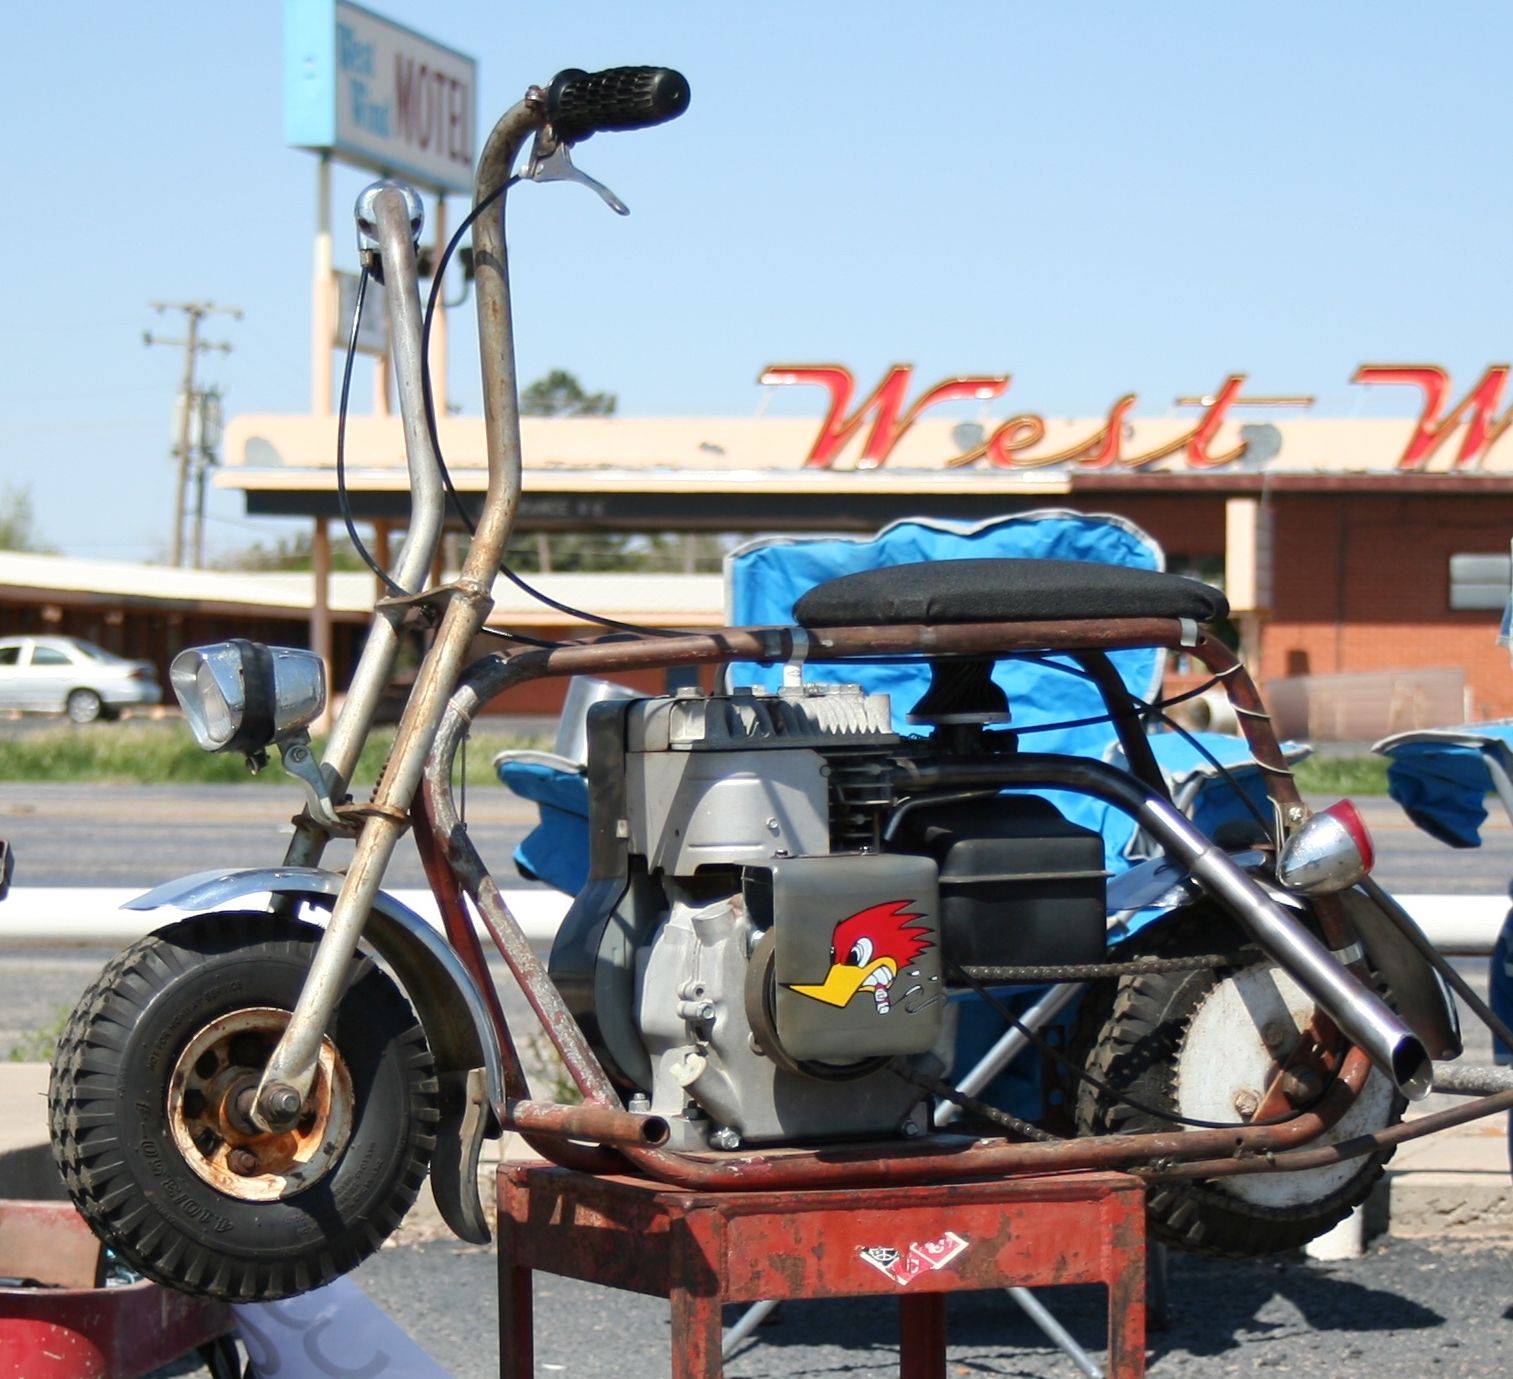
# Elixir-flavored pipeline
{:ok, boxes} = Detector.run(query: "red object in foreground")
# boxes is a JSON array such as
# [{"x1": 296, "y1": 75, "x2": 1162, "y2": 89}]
[
  {"x1": 0, "y1": 1201, "x2": 233, "y2": 1379},
  {"x1": 1323, "y1": 799, "x2": 1376, "y2": 874},
  {"x1": 498, "y1": 1164, "x2": 1148, "y2": 1379}
]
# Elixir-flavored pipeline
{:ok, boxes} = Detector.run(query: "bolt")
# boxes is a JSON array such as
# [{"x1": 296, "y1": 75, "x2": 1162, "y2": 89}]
[
  {"x1": 710, "y1": 1125, "x2": 742, "y2": 1151},
  {"x1": 1232, "y1": 1088, "x2": 1260, "y2": 1120},
  {"x1": 227, "y1": 1148, "x2": 259, "y2": 1177},
  {"x1": 900, "y1": 1118, "x2": 925, "y2": 1138},
  {"x1": 262, "y1": 1084, "x2": 304, "y2": 1126},
  {"x1": 1282, "y1": 1068, "x2": 1324, "y2": 1103},
  {"x1": 627, "y1": 1092, "x2": 651, "y2": 1114},
  {"x1": 1261, "y1": 1021, "x2": 1293, "y2": 1052}
]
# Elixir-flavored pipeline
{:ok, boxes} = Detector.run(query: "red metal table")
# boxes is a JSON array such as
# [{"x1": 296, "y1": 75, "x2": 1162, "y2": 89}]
[
  {"x1": 0, "y1": 1200, "x2": 234, "y2": 1379},
  {"x1": 498, "y1": 1164, "x2": 1147, "y2": 1379}
]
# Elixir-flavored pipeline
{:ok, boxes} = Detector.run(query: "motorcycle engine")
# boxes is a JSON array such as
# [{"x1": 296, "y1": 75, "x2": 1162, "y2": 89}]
[{"x1": 548, "y1": 682, "x2": 1108, "y2": 1151}]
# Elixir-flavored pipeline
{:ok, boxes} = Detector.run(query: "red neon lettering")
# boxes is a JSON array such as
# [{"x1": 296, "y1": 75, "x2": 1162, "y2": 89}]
[
  {"x1": 1352, "y1": 364, "x2": 1513, "y2": 470},
  {"x1": 1184, "y1": 374, "x2": 1248, "y2": 469},
  {"x1": 946, "y1": 393, "x2": 1140, "y2": 470},
  {"x1": 985, "y1": 416, "x2": 1046, "y2": 467},
  {"x1": 1076, "y1": 394, "x2": 1138, "y2": 469},
  {"x1": 760, "y1": 365, "x2": 1009, "y2": 469}
]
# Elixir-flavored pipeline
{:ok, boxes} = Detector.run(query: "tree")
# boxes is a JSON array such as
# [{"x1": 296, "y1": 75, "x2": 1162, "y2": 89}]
[
  {"x1": 520, "y1": 369, "x2": 617, "y2": 417},
  {"x1": 211, "y1": 528, "x2": 368, "y2": 573},
  {"x1": 0, "y1": 485, "x2": 55, "y2": 553}
]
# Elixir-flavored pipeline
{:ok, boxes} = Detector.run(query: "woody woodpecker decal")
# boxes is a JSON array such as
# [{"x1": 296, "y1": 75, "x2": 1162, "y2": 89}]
[{"x1": 787, "y1": 900, "x2": 935, "y2": 1015}]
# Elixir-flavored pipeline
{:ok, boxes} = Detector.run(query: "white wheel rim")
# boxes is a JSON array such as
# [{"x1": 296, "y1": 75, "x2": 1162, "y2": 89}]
[{"x1": 1174, "y1": 964, "x2": 1395, "y2": 1208}]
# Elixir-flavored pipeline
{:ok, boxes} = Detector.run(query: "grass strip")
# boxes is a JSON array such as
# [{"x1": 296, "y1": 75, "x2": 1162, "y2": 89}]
[{"x1": 0, "y1": 722, "x2": 551, "y2": 787}]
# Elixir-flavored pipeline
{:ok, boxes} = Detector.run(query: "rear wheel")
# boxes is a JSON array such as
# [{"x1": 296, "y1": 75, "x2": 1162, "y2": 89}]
[
  {"x1": 65, "y1": 689, "x2": 102, "y2": 724},
  {"x1": 1074, "y1": 909, "x2": 1402, "y2": 1256},
  {"x1": 49, "y1": 912, "x2": 439, "y2": 1301}
]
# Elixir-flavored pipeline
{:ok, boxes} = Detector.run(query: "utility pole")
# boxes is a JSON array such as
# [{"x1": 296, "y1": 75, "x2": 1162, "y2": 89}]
[
  {"x1": 145, "y1": 300, "x2": 241, "y2": 567},
  {"x1": 190, "y1": 387, "x2": 225, "y2": 569}
]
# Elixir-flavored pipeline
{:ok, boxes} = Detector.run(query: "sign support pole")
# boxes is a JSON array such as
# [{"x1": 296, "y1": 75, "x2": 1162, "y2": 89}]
[{"x1": 311, "y1": 152, "x2": 334, "y2": 727}]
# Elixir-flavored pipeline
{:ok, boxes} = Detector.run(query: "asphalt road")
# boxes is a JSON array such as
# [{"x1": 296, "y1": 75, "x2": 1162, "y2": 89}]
[
  {"x1": 5, "y1": 778, "x2": 1513, "y2": 893},
  {"x1": 0, "y1": 782, "x2": 540, "y2": 892},
  {"x1": 138, "y1": 1233, "x2": 1513, "y2": 1379}
]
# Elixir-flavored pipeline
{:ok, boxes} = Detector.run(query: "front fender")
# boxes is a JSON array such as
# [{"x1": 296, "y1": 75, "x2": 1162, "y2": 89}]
[
  {"x1": 128, "y1": 867, "x2": 504, "y2": 1244},
  {"x1": 128, "y1": 868, "x2": 504, "y2": 1107}
]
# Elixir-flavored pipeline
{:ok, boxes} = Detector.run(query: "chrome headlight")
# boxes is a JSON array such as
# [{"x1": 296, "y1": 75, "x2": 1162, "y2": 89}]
[{"x1": 170, "y1": 641, "x2": 325, "y2": 754}]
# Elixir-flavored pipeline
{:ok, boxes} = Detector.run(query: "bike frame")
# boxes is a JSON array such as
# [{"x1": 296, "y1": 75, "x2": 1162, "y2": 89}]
[{"x1": 237, "y1": 78, "x2": 1513, "y2": 1191}]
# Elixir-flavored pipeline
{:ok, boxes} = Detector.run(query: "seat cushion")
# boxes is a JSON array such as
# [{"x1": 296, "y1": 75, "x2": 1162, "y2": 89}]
[{"x1": 793, "y1": 558, "x2": 1228, "y2": 627}]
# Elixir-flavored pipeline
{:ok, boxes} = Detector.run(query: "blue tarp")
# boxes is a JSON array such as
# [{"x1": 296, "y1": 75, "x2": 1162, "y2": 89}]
[
  {"x1": 496, "y1": 758, "x2": 592, "y2": 894},
  {"x1": 1374, "y1": 723, "x2": 1513, "y2": 849},
  {"x1": 729, "y1": 512, "x2": 1184, "y2": 873},
  {"x1": 500, "y1": 511, "x2": 1284, "y2": 892}
]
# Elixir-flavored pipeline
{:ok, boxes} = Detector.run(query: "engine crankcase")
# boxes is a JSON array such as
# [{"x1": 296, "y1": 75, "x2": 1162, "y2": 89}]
[{"x1": 635, "y1": 885, "x2": 952, "y2": 1150}]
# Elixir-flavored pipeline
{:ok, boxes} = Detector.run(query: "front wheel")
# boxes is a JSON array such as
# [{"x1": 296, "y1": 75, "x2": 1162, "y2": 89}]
[
  {"x1": 49, "y1": 912, "x2": 439, "y2": 1301},
  {"x1": 65, "y1": 688, "x2": 103, "y2": 724}
]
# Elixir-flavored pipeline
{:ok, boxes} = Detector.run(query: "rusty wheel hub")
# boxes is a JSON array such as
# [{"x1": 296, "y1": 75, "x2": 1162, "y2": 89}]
[{"x1": 166, "y1": 1007, "x2": 354, "y2": 1202}]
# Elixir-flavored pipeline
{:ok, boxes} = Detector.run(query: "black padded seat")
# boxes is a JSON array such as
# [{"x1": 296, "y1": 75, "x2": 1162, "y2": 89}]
[{"x1": 792, "y1": 558, "x2": 1228, "y2": 628}]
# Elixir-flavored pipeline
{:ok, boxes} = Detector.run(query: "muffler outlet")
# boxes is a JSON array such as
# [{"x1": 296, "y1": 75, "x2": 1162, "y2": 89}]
[
  {"x1": 1141, "y1": 796, "x2": 1433, "y2": 1101},
  {"x1": 1386, "y1": 1038, "x2": 1433, "y2": 1103}
]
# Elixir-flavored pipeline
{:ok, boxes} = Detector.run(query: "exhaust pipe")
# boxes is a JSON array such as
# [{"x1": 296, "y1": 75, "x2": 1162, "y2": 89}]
[
  {"x1": 1131, "y1": 793, "x2": 1432, "y2": 1101},
  {"x1": 891, "y1": 756, "x2": 1435, "y2": 1102}
]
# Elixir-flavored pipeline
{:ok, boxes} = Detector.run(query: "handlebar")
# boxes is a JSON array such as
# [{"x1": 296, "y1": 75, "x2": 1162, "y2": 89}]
[{"x1": 546, "y1": 66, "x2": 691, "y2": 143}]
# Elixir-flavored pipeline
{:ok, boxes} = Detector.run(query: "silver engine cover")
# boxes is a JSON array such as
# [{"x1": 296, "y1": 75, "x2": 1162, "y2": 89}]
[{"x1": 610, "y1": 683, "x2": 953, "y2": 1150}]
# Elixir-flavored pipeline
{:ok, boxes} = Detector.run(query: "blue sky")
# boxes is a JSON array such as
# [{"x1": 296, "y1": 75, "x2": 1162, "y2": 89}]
[{"x1": 2, "y1": 2, "x2": 1510, "y2": 561}]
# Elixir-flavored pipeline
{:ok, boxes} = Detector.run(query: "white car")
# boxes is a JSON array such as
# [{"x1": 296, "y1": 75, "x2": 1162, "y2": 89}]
[{"x1": 0, "y1": 635, "x2": 162, "y2": 723}]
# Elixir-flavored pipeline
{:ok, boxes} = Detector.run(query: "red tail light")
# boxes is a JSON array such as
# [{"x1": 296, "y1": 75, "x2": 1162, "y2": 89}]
[{"x1": 1276, "y1": 798, "x2": 1374, "y2": 895}]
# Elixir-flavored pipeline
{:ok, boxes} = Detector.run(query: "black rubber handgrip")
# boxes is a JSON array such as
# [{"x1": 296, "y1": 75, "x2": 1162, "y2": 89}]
[{"x1": 545, "y1": 67, "x2": 690, "y2": 143}]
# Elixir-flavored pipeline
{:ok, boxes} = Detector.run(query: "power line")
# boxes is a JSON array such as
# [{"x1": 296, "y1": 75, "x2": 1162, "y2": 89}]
[{"x1": 144, "y1": 300, "x2": 241, "y2": 567}]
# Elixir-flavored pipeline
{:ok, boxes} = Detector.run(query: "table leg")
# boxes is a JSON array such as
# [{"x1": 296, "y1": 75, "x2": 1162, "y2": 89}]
[
  {"x1": 499, "y1": 1263, "x2": 533, "y2": 1379},
  {"x1": 898, "y1": 1292, "x2": 947, "y2": 1379},
  {"x1": 1107, "y1": 1257, "x2": 1146, "y2": 1378},
  {"x1": 671, "y1": 1285, "x2": 723, "y2": 1379}
]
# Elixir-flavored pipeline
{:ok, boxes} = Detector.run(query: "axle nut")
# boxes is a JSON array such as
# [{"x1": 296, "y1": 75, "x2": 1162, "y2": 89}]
[{"x1": 262, "y1": 1083, "x2": 305, "y2": 1126}]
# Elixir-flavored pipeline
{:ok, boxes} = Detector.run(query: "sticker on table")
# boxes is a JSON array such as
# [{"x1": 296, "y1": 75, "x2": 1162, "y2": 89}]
[{"x1": 858, "y1": 1231, "x2": 968, "y2": 1285}]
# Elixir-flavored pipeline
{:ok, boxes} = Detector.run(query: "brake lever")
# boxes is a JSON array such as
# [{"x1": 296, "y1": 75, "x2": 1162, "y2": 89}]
[{"x1": 523, "y1": 128, "x2": 629, "y2": 215}]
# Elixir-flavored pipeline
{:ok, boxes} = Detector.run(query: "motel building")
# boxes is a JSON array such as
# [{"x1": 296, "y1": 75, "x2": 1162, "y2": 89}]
[
  {"x1": 188, "y1": 360, "x2": 1513, "y2": 737},
  {"x1": 6, "y1": 361, "x2": 1513, "y2": 739},
  {"x1": 10, "y1": 14, "x2": 1478, "y2": 736}
]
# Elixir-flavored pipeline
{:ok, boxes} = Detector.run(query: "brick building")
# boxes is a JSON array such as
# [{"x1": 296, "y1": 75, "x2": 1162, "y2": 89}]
[{"x1": 217, "y1": 365, "x2": 1513, "y2": 735}]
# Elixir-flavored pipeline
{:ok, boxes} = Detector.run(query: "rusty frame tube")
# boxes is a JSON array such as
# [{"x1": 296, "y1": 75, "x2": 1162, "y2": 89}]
[
  {"x1": 1155, "y1": 1085, "x2": 1513, "y2": 1183},
  {"x1": 613, "y1": 1048, "x2": 1378, "y2": 1190},
  {"x1": 413, "y1": 621, "x2": 1444, "y2": 1187},
  {"x1": 504, "y1": 1098, "x2": 670, "y2": 1148},
  {"x1": 410, "y1": 799, "x2": 524, "y2": 1098}
]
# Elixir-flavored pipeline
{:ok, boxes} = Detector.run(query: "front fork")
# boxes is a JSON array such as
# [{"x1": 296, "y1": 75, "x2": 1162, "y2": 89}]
[{"x1": 253, "y1": 92, "x2": 548, "y2": 1131}]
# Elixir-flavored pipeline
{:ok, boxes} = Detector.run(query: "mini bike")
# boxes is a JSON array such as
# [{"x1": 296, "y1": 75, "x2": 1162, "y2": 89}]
[{"x1": 45, "y1": 66, "x2": 1513, "y2": 1302}]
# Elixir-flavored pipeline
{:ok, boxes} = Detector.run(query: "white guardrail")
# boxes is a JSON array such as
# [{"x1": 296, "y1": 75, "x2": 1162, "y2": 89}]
[
  {"x1": 2, "y1": 888, "x2": 1506, "y2": 955},
  {"x1": 2, "y1": 887, "x2": 572, "y2": 950}
]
